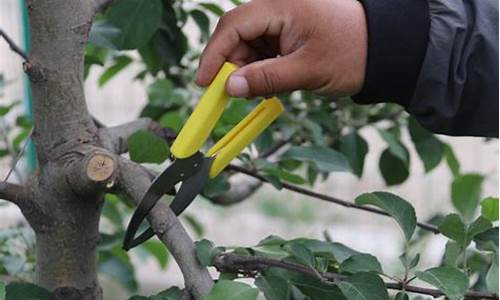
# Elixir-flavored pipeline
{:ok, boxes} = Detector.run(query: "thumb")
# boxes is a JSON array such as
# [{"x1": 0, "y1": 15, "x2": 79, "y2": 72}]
[{"x1": 226, "y1": 53, "x2": 310, "y2": 98}]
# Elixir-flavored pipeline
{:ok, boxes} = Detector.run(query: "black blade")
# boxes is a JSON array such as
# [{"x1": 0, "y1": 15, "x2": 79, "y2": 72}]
[
  {"x1": 123, "y1": 152, "x2": 205, "y2": 250},
  {"x1": 170, "y1": 157, "x2": 213, "y2": 215}
]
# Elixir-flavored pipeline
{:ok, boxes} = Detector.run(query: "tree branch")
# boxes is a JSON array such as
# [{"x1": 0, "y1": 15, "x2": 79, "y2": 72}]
[
  {"x1": 116, "y1": 158, "x2": 213, "y2": 299},
  {"x1": 0, "y1": 29, "x2": 28, "y2": 61},
  {"x1": 0, "y1": 181, "x2": 29, "y2": 207},
  {"x1": 214, "y1": 253, "x2": 499, "y2": 300},
  {"x1": 226, "y1": 164, "x2": 440, "y2": 234},
  {"x1": 208, "y1": 175, "x2": 262, "y2": 206},
  {"x1": 259, "y1": 138, "x2": 291, "y2": 159},
  {"x1": 99, "y1": 118, "x2": 176, "y2": 154}
]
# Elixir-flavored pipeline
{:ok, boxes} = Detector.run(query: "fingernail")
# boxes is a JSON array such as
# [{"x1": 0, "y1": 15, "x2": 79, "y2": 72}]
[{"x1": 227, "y1": 75, "x2": 249, "y2": 97}]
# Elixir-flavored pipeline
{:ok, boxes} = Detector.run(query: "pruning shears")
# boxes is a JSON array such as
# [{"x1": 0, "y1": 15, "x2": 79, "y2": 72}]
[{"x1": 123, "y1": 62, "x2": 284, "y2": 250}]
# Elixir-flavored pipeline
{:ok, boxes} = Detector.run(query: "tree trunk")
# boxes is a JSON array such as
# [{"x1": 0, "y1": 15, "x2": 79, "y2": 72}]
[{"x1": 25, "y1": 0, "x2": 104, "y2": 298}]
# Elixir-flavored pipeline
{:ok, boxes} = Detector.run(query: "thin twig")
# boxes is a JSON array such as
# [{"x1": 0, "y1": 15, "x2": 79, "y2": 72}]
[
  {"x1": 259, "y1": 138, "x2": 291, "y2": 158},
  {"x1": 4, "y1": 129, "x2": 32, "y2": 182},
  {"x1": 226, "y1": 164, "x2": 440, "y2": 234},
  {"x1": 214, "y1": 253, "x2": 499, "y2": 300},
  {"x1": 0, "y1": 29, "x2": 28, "y2": 61}
]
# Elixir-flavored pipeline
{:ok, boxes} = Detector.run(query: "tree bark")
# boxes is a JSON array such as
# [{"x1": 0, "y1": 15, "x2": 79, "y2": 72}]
[
  {"x1": 25, "y1": 1, "x2": 104, "y2": 298},
  {"x1": 117, "y1": 158, "x2": 214, "y2": 299}
]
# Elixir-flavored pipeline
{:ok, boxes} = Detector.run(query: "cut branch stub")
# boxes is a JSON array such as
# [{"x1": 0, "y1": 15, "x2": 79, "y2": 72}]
[
  {"x1": 66, "y1": 149, "x2": 118, "y2": 197},
  {"x1": 86, "y1": 154, "x2": 115, "y2": 184}
]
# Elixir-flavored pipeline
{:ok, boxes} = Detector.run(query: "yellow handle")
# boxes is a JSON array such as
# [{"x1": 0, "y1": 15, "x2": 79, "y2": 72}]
[
  {"x1": 207, "y1": 97, "x2": 284, "y2": 178},
  {"x1": 170, "y1": 62, "x2": 238, "y2": 158}
]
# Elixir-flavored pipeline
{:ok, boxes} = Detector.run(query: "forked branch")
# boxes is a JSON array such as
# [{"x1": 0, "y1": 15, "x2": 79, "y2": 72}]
[
  {"x1": 116, "y1": 158, "x2": 213, "y2": 298},
  {"x1": 214, "y1": 253, "x2": 499, "y2": 300}
]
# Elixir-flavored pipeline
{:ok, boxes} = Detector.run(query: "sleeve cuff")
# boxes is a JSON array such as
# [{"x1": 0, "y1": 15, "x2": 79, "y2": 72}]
[{"x1": 352, "y1": 0, "x2": 430, "y2": 107}]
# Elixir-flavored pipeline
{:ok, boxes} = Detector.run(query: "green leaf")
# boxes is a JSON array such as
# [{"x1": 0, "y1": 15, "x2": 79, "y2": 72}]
[
  {"x1": 378, "y1": 129, "x2": 409, "y2": 164},
  {"x1": 302, "y1": 118, "x2": 325, "y2": 146},
  {"x1": 337, "y1": 272, "x2": 389, "y2": 300},
  {"x1": 182, "y1": 214, "x2": 204, "y2": 237},
  {"x1": 443, "y1": 241, "x2": 461, "y2": 267},
  {"x1": 258, "y1": 235, "x2": 286, "y2": 246},
  {"x1": 153, "y1": 286, "x2": 183, "y2": 300},
  {"x1": 339, "y1": 131, "x2": 368, "y2": 177},
  {"x1": 98, "y1": 55, "x2": 132, "y2": 86},
  {"x1": 265, "y1": 268, "x2": 345, "y2": 300},
  {"x1": 408, "y1": 117, "x2": 444, "y2": 172},
  {"x1": 220, "y1": 99, "x2": 249, "y2": 124},
  {"x1": 147, "y1": 79, "x2": 184, "y2": 107},
  {"x1": 283, "y1": 238, "x2": 360, "y2": 263},
  {"x1": 339, "y1": 253, "x2": 382, "y2": 274},
  {"x1": 142, "y1": 240, "x2": 169, "y2": 269},
  {"x1": 481, "y1": 197, "x2": 499, "y2": 221},
  {"x1": 263, "y1": 174, "x2": 283, "y2": 190},
  {"x1": 98, "y1": 233, "x2": 122, "y2": 252},
  {"x1": 265, "y1": 168, "x2": 306, "y2": 185},
  {"x1": 204, "y1": 280, "x2": 258, "y2": 300},
  {"x1": 195, "y1": 239, "x2": 224, "y2": 267},
  {"x1": 474, "y1": 227, "x2": 498, "y2": 253},
  {"x1": 127, "y1": 130, "x2": 169, "y2": 164},
  {"x1": 198, "y1": 2, "x2": 225, "y2": 16},
  {"x1": 190, "y1": 10, "x2": 210, "y2": 42},
  {"x1": 15, "y1": 115, "x2": 32, "y2": 129},
  {"x1": 282, "y1": 146, "x2": 351, "y2": 173},
  {"x1": 378, "y1": 148, "x2": 409, "y2": 186},
  {"x1": 159, "y1": 112, "x2": 183, "y2": 133},
  {"x1": 444, "y1": 144, "x2": 460, "y2": 177},
  {"x1": 399, "y1": 253, "x2": 420, "y2": 270},
  {"x1": 486, "y1": 259, "x2": 499, "y2": 293},
  {"x1": 89, "y1": 20, "x2": 121, "y2": 49},
  {"x1": 102, "y1": 195, "x2": 124, "y2": 229},
  {"x1": 5, "y1": 283, "x2": 51, "y2": 300},
  {"x1": 230, "y1": 0, "x2": 243, "y2": 6},
  {"x1": 129, "y1": 296, "x2": 148, "y2": 300},
  {"x1": 355, "y1": 192, "x2": 416, "y2": 241},
  {"x1": 106, "y1": 0, "x2": 163, "y2": 49},
  {"x1": 415, "y1": 267, "x2": 468, "y2": 300},
  {"x1": 394, "y1": 292, "x2": 409, "y2": 300},
  {"x1": 0, "y1": 282, "x2": 4, "y2": 300},
  {"x1": 129, "y1": 286, "x2": 183, "y2": 300},
  {"x1": 451, "y1": 174, "x2": 484, "y2": 220},
  {"x1": 261, "y1": 164, "x2": 306, "y2": 185},
  {"x1": 219, "y1": 272, "x2": 238, "y2": 281},
  {"x1": 255, "y1": 274, "x2": 291, "y2": 300},
  {"x1": 467, "y1": 216, "x2": 493, "y2": 241},
  {"x1": 98, "y1": 249, "x2": 137, "y2": 291},
  {"x1": 438, "y1": 214, "x2": 466, "y2": 246},
  {"x1": 13, "y1": 129, "x2": 30, "y2": 151},
  {"x1": 84, "y1": 46, "x2": 108, "y2": 78},
  {"x1": 283, "y1": 243, "x2": 316, "y2": 269},
  {"x1": 0, "y1": 103, "x2": 17, "y2": 117},
  {"x1": 202, "y1": 175, "x2": 231, "y2": 198}
]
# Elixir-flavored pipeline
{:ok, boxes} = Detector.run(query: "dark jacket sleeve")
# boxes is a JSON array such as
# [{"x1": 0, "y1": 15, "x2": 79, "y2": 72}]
[{"x1": 353, "y1": 0, "x2": 499, "y2": 138}]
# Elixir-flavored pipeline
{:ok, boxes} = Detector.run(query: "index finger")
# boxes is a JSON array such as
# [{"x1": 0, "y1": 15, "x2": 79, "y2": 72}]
[{"x1": 196, "y1": 1, "x2": 278, "y2": 86}]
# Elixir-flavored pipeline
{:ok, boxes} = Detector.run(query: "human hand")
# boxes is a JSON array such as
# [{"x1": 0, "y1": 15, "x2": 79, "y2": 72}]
[{"x1": 196, "y1": 0, "x2": 368, "y2": 98}]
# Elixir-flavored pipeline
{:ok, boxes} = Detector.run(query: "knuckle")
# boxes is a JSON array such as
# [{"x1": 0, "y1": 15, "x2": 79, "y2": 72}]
[
  {"x1": 217, "y1": 8, "x2": 237, "y2": 27},
  {"x1": 259, "y1": 67, "x2": 281, "y2": 95}
]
